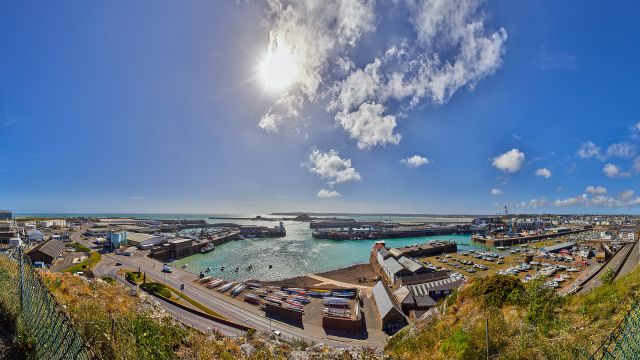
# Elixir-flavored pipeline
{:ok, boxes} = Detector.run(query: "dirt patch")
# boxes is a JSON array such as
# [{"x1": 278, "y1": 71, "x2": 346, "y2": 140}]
[{"x1": 259, "y1": 263, "x2": 377, "y2": 288}]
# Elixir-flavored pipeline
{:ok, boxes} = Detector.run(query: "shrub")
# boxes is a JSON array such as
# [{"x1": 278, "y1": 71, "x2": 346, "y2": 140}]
[{"x1": 469, "y1": 274, "x2": 525, "y2": 308}]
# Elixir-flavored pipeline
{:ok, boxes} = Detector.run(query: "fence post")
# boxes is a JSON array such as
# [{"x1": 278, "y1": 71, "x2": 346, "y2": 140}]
[{"x1": 19, "y1": 249, "x2": 24, "y2": 311}]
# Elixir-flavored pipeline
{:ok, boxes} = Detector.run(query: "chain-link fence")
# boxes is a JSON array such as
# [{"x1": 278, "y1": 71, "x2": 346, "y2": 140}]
[
  {"x1": 591, "y1": 300, "x2": 640, "y2": 359},
  {"x1": 0, "y1": 248, "x2": 93, "y2": 360}
]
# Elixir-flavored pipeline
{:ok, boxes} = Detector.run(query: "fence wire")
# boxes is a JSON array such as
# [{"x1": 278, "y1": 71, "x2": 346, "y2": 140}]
[
  {"x1": 591, "y1": 301, "x2": 640, "y2": 360},
  {"x1": 0, "y1": 248, "x2": 93, "y2": 360}
]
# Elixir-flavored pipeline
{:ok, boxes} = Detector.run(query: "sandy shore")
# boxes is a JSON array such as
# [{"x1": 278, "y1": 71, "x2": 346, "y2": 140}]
[{"x1": 258, "y1": 263, "x2": 378, "y2": 288}]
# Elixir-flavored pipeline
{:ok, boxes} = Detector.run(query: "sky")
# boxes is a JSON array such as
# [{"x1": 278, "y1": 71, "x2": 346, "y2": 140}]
[{"x1": 1, "y1": 0, "x2": 640, "y2": 215}]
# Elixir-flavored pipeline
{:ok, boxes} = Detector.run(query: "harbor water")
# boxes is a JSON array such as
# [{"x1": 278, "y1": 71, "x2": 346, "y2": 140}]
[{"x1": 18, "y1": 213, "x2": 490, "y2": 282}]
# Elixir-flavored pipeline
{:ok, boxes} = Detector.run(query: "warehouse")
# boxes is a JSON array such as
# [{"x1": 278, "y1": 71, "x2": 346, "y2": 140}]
[{"x1": 372, "y1": 281, "x2": 407, "y2": 334}]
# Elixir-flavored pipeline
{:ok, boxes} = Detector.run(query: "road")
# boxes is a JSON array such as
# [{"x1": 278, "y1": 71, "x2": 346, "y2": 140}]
[
  {"x1": 96, "y1": 260, "x2": 244, "y2": 337},
  {"x1": 72, "y1": 226, "x2": 385, "y2": 348},
  {"x1": 616, "y1": 238, "x2": 640, "y2": 280},
  {"x1": 93, "y1": 254, "x2": 385, "y2": 348},
  {"x1": 577, "y1": 242, "x2": 637, "y2": 294}
]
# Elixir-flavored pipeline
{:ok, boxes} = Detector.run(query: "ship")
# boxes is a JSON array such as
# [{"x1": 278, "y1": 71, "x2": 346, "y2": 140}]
[{"x1": 199, "y1": 242, "x2": 215, "y2": 254}]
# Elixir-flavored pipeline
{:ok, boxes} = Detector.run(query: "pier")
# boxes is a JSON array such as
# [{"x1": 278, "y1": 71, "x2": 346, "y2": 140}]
[
  {"x1": 312, "y1": 225, "x2": 473, "y2": 240},
  {"x1": 471, "y1": 229, "x2": 588, "y2": 247}
]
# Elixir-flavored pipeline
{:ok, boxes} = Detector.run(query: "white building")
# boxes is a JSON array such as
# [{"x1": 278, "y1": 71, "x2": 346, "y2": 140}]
[
  {"x1": 619, "y1": 227, "x2": 638, "y2": 241},
  {"x1": 27, "y1": 229, "x2": 45, "y2": 242},
  {"x1": 8, "y1": 237, "x2": 22, "y2": 247}
]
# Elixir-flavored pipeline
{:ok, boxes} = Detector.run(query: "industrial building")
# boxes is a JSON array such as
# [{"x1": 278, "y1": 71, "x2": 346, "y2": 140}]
[
  {"x1": 372, "y1": 281, "x2": 407, "y2": 333},
  {"x1": 26, "y1": 239, "x2": 65, "y2": 265},
  {"x1": 0, "y1": 221, "x2": 19, "y2": 243},
  {"x1": 0, "y1": 210, "x2": 11, "y2": 220},
  {"x1": 106, "y1": 230, "x2": 128, "y2": 250},
  {"x1": 27, "y1": 229, "x2": 45, "y2": 242}
]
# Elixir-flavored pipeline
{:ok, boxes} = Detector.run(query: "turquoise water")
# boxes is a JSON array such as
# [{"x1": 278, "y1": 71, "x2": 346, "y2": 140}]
[
  {"x1": 174, "y1": 219, "x2": 486, "y2": 281},
  {"x1": 18, "y1": 213, "x2": 486, "y2": 281}
]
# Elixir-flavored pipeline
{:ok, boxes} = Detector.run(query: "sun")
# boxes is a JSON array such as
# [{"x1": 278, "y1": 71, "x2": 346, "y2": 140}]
[{"x1": 259, "y1": 34, "x2": 299, "y2": 92}]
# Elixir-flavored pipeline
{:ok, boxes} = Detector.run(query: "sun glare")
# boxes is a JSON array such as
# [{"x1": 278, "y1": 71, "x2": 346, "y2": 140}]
[{"x1": 259, "y1": 34, "x2": 299, "y2": 92}]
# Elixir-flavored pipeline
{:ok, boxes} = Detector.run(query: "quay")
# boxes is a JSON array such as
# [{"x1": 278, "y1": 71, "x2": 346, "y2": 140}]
[
  {"x1": 312, "y1": 225, "x2": 473, "y2": 240},
  {"x1": 472, "y1": 228, "x2": 588, "y2": 247}
]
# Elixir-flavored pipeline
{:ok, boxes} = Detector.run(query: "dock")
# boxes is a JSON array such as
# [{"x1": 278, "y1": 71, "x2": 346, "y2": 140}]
[{"x1": 472, "y1": 229, "x2": 588, "y2": 247}]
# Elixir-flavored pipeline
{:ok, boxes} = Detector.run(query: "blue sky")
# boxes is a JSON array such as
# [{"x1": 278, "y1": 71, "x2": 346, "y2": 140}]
[{"x1": 1, "y1": 0, "x2": 640, "y2": 214}]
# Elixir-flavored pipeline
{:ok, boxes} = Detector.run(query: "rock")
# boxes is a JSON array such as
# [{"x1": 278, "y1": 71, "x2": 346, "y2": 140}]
[
  {"x1": 288, "y1": 350, "x2": 310, "y2": 360},
  {"x1": 240, "y1": 343, "x2": 255, "y2": 357}
]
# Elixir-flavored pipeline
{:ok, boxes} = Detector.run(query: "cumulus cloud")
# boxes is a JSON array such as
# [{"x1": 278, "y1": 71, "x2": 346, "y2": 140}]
[
  {"x1": 585, "y1": 186, "x2": 607, "y2": 195},
  {"x1": 317, "y1": 188, "x2": 341, "y2": 198},
  {"x1": 261, "y1": 0, "x2": 507, "y2": 149},
  {"x1": 529, "y1": 197, "x2": 548, "y2": 209},
  {"x1": 603, "y1": 163, "x2": 629, "y2": 178},
  {"x1": 535, "y1": 168, "x2": 551, "y2": 178},
  {"x1": 634, "y1": 157, "x2": 640, "y2": 173},
  {"x1": 554, "y1": 190, "x2": 640, "y2": 208},
  {"x1": 401, "y1": 155, "x2": 431, "y2": 168},
  {"x1": 492, "y1": 149, "x2": 525, "y2": 173},
  {"x1": 554, "y1": 194, "x2": 588, "y2": 207},
  {"x1": 606, "y1": 141, "x2": 636, "y2": 158},
  {"x1": 490, "y1": 188, "x2": 503, "y2": 196},
  {"x1": 335, "y1": 102, "x2": 401, "y2": 149},
  {"x1": 308, "y1": 148, "x2": 362, "y2": 186},
  {"x1": 576, "y1": 141, "x2": 603, "y2": 159}
]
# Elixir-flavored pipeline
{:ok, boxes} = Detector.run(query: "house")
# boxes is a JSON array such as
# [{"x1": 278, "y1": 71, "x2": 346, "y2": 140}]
[
  {"x1": 26, "y1": 239, "x2": 65, "y2": 265},
  {"x1": 619, "y1": 226, "x2": 638, "y2": 241},
  {"x1": 408, "y1": 277, "x2": 464, "y2": 301},
  {"x1": 372, "y1": 281, "x2": 407, "y2": 333},
  {"x1": 27, "y1": 229, "x2": 45, "y2": 242}
]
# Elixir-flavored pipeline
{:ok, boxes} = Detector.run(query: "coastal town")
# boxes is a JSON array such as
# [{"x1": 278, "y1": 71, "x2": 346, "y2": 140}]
[{"x1": 1, "y1": 209, "x2": 638, "y2": 349}]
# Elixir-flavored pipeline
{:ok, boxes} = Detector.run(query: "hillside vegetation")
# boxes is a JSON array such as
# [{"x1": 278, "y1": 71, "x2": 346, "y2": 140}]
[
  {"x1": 386, "y1": 266, "x2": 640, "y2": 360},
  {"x1": 41, "y1": 272, "x2": 385, "y2": 360}
]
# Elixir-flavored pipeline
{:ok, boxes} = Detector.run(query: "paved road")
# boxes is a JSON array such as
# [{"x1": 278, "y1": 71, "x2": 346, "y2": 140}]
[
  {"x1": 579, "y1": 243, "x2": 634, "y2": 293},
  {"x1": 616, "y1": 239, "x2": 639, "y2": 280},
  {"x1": 96, "y1": 260, "x2": 244, "y2": 337},
  {"x1": 94, "y1": 254, "x2": 385, "y2": 348}
]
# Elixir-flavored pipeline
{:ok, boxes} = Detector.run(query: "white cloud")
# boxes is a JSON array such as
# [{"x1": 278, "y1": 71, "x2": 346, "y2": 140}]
[
  {"x1": 619, "y1": 189, "x2": 635, "y2": 200},
  {"x1": 606, "y1": 141, "x2": 636, "y2": 158},
  {"x1": 490, "y1": 188, "x2": 503, "y2": 196},
  {"x1": 633, "y1": 157, "x2": 640, "y2": 173},
  {"x1": 401, "y1": 155, "x2": 431, "y2": 168},
  {"x1": 335, "y1": 102, "x2": 401, "y2": 149},
  {"x1": 554, "y1": 190, "x2": 640, "y2": 208},
  {"x1": 492, "y1": 149, "x2": 525, "y2": 173},
  {"x1": 529, "y1": 197, "x2": 548, "y2": 209},
  {"x1": 576, "y1": 141, "x2": 602, "y2": 159},
  {"x1": 535, "y1": 168, "x2": 551, "y2": 179},
  {"x1": 554, "y1": 194, "x2": 588, "y2": 207},
  {"x1": 260, "y1": 0, "x2": 377, "y2": 131},
  {"x1": 317, "y1": 189, "x2": 341, "y2": 198},
  {"x1": 635, "y1": 121, "x2": 640, "y2": 131},
  {"x1": 261, "y1": 0, "x2": 507, "y2": 149},
  {"x1": 603, "y1": 163, "x2": 629, "y2": 178},
  {"x1": 128, "y1": 195, "x2": 144, "y2": 199},
  {"x1": 585, "y1": 186, "x2": 607, "y2": 195},
  {"x1": 308, "y1": 148, "x2": 362, "y2": 186}
]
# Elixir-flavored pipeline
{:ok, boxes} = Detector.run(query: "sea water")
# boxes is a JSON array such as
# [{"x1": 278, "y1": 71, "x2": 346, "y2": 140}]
[{"x1": 18, "y1": 213, "x2": 489, "y2": 281}]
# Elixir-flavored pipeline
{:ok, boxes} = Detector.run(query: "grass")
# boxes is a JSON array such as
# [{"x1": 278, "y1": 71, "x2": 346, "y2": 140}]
[
  {"x1": 140, "y1": 281, "x2": 225, "y2": 319},
  {"x1": 37, "y1": 272, "x2": 324, "y2": 359},
  {"x1": 386, "y1": 265, "x2": 640, "y2": 360},
  {"x1": 125, "y1": 271, "x2": 144, "y2": 284},
  {"x1": 140, "y1": 282, "x2": 172, "y2": 299},
  {"x1": 66, "y1": 242, "x2": 90, "y2": 253},
  {"x1": 63, "y1": 251, "x2": 101, "y2": 273}
]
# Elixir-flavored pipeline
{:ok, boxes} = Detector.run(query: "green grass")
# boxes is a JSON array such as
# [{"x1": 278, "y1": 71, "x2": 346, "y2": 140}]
[
  {"x1": 386, "y1": 266, "x2": 640, "y2": 360},
  {"x1": 140, "y1": 282, "x2": 172, "y2": 299},
  {"x1": 125, "y1": 271, "x2": 144, "y2": 284},
  {"x1": 140, "y1": 281, "x2": 225, "y2": 319},
  {"x1": 67, "y1": 242, "x2": 90, "y2": 253},
  {"x1": 63, "y1": 252, "x2": 101, "y2": 273}
]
